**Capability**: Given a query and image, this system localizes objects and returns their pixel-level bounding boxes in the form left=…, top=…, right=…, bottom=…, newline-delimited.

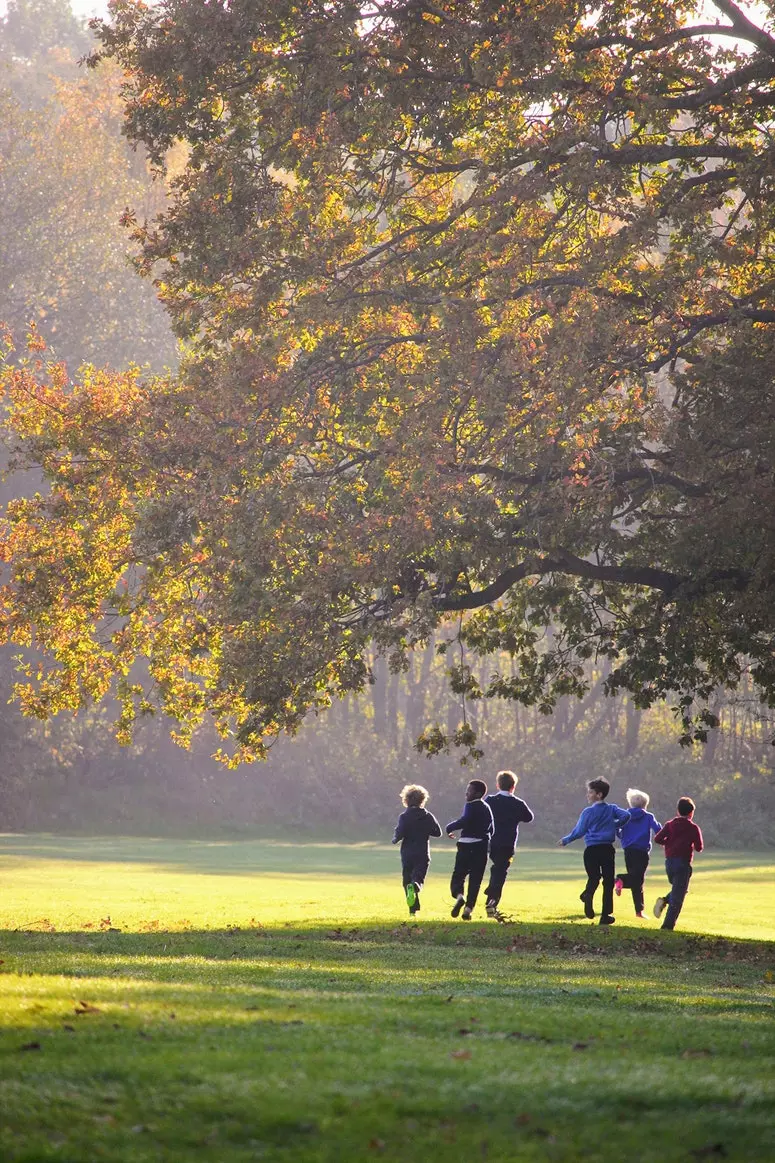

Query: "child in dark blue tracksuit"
left=392, top=784, right=442, bottom=914
left=560, top=778, right=630, bottom=925
left=615, top=788, right=661, bottom=918
left=446, top=779, right=494, bottom=920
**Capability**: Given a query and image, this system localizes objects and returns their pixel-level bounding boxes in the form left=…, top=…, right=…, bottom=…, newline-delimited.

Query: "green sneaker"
left=405, top=883, right=417, bottom=910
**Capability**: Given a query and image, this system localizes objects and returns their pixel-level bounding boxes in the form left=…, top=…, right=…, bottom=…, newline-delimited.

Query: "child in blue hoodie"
left=559, top=779, right=630, bottom=925
left=614, top=788, right=661, bottom=919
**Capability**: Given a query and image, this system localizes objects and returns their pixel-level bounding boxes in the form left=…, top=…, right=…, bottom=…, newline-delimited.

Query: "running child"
left=559, top=778, right=630, bottom=925
left=615, top=788, right=661, bottom=918
left=483, top=770, right=534, bottom=918
left=446, top=780, right=494, bottom=920
left=392, top=784, right=442, bottom=915
left=653, top=797, right=703, bottom=931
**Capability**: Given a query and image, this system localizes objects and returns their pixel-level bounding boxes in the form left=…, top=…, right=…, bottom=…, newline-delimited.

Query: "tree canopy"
left=2, top=0, right=775, bottom=761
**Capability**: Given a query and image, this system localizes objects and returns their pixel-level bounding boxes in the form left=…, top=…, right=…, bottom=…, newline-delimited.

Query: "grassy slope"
left=0, top=838, right=773, bottom=1163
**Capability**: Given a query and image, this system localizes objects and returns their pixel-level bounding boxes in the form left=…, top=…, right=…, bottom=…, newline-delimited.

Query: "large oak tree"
left=2, top=0, right=775, bottom=761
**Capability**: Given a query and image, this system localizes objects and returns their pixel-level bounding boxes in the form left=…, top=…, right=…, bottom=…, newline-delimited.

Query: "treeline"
left=3, top=642, right=773, bottom=848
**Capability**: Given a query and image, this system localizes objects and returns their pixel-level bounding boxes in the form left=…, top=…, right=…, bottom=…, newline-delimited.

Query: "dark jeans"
left=484, top=844, right=515, bottom=906
left=451, top=841, right=489, bottom=909
left=401, top=848, right=430, bottom=892
left=618, top=847, right=650, bottom=913
left=583, top=843, right=616, bottom=918
left=662, top=857, right=693, bottom=930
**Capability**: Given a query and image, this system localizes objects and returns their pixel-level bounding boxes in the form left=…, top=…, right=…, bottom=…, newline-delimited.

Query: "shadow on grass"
left=3, top=836, right=772, bottom=880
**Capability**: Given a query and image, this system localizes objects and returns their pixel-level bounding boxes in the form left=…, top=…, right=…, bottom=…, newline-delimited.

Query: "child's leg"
left=625, top=849, right=649, bottom=913
left=465, top=843, right=489, bottom=910
left=412, top=856, right=430, bottom=893
left=662, top=858, right=692, bottom=930
left=582, top=845, right=602, bottom=901
left=451, top=845, right=468, bottom=899
left=599, top=844, right=616, bottom=917
left=484, top=844, right=514, bottom=906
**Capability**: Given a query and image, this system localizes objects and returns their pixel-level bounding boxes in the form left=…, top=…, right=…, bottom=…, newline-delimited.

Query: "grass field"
left=1, top=836, right=773, bottom=1162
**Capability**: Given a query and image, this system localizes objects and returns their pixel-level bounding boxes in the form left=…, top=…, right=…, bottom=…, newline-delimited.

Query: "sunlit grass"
left=0, top=837, right=773, bottom=1162
left=0, top=836, right=772, bottom=939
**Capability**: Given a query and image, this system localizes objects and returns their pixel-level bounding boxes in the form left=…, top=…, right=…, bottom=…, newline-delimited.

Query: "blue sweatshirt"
left=446, top=799, right=494, bottom=842
left=617, top=806, right=661, bottom=852
left=561, top=801, right=630, bottom=847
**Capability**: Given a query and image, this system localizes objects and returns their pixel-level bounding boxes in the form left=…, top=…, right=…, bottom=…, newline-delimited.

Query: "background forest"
left=0, top=0, right=773, bottom=846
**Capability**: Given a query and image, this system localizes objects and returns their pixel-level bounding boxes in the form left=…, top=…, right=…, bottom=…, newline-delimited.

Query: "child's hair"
left=467, top=779, right=487, bottom=800
left=496, top=770, right=517, bottom=790
left=677, top=796, right=696, bottom=817
left=401, top=784, right=429, bottom=808
left=587, top=778, right=610, bottom=799
left=626, top=787, right=650, bottom=809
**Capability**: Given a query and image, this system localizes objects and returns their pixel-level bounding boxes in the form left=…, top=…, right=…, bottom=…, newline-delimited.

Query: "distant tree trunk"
left=371, top=653, right=388, bottom=737
left=406, top=639, right=434, bottom=746
left=624, top=698, right=640, bottom=756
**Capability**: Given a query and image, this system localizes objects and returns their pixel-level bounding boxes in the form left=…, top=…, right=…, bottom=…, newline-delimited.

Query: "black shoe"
left=486, top=900, right=497, bottom=918
left=412, top=887, right=421, bottom=913
left=462, top=905, right=473, bottom=920
left=599, top=915, right=615, bottom=925
left=580, top=892, right=595, bottom=919
left=451, top=894, right=465, bottom=917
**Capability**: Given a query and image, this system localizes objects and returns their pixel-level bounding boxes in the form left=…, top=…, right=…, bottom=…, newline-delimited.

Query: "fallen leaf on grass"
left=63, top=1025, right=75, bottom=1032
left=19, top=1041, right=41, bottom=1051
left=514, top=1114, right=531, bottom=1126
left=451, top=1049, right=472, bottom=1060
left=572, top=1042, right=589, bottom=1051
left=74, top=1002, right=102, bottom=1015
left=690, top=1144, right=727, bottom=1159
left=681, top=1048, right=713, bottom=1059
left=368, top=1138, right=386, bottom=1151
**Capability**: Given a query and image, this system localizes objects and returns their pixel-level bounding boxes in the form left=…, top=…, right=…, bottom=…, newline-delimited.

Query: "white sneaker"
left=462, top=905, right=473, bottom=920
left=485, top=900, right=497, bottom=917
left=451, top=894, right=465, bottom=918
left=653, top=896, right=666, bottom=919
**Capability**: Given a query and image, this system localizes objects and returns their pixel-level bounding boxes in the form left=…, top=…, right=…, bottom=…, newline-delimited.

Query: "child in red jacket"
left=653, top=797, right=703, bottom=931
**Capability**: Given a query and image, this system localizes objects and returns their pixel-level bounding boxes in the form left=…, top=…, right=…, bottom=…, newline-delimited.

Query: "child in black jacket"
left=392, top=784, right=442, bottom=914
left=446, top=780, right=494, bottom=920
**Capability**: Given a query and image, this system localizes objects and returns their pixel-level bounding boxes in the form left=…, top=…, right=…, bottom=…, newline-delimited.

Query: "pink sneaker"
left=614, top=878, right=623, bottom=897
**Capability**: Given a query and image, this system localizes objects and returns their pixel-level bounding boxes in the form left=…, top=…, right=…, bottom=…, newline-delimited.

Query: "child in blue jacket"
left=559, top=779, right=630, bottom=925
left=615, top=788, right=661, bottom=918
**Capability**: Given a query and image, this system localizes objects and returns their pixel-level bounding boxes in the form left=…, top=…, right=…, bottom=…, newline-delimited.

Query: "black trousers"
left=583, top=843, right=616, bottom=918
left=401, top=848, right=430, bottom=892
left=618, top=847, right=650, bottom=913
left=451, top=841, right=489, bottom=908
left=484, top=844, right=515, bottom=906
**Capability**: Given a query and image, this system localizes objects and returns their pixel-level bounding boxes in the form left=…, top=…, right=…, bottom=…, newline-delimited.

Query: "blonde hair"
left=626, top=787, right=650, bottom=809
left=496, top=770, right=517, bottom=790
left=401, top=784, right=429, bottom=808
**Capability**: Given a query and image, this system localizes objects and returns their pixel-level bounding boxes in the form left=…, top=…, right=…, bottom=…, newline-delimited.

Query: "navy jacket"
left=446, top=799, right=494, bottom=842
left=484, top=791, right=534, bottom=850
left=392, top=806, right=442, bottom=854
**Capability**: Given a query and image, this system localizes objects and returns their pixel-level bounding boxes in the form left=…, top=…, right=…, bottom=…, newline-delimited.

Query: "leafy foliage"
left=2, top=0, right=775, bottom=759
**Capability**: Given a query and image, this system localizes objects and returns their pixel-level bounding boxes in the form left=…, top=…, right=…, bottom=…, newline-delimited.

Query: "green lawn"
left=1, top=837, right=773, bottom=1162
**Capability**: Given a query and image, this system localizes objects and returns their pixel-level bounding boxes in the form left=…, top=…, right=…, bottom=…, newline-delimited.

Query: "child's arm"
left=517, top=799, right=535, bottom=824
left=428, top=813, right=442, bottom=838
left=692, top=823, right=704, bottom=853
left=612, top=805, right=631, bottom=827
left=560, top=807, right=590, bottom=846
left=392, top=815, right=405, bottom=845
left=650, top=813, right=662, bottom=834
left=447, top=802, right=473, bottom=835
left=653, top=822, right=669, bottom=846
